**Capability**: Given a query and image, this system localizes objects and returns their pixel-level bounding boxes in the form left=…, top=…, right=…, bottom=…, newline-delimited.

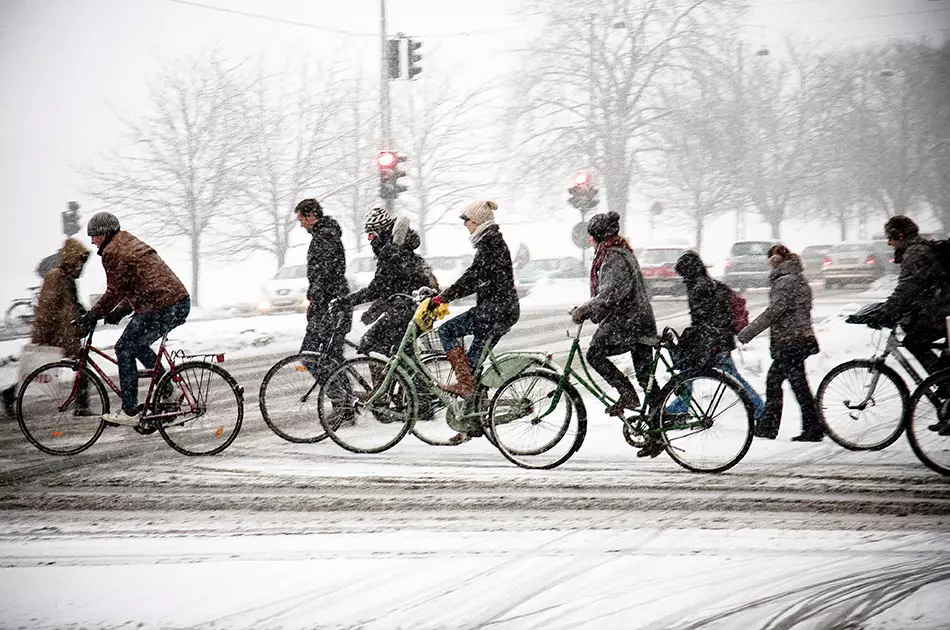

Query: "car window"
left=640, top=249, right=684, bottom=265
left=730, top=242, right=773, bottom=257
left=802, top=245, right=831, bottom=256
left=830, top=243, right=870, bottom=253
left=275, top=265, right=307, bottom=279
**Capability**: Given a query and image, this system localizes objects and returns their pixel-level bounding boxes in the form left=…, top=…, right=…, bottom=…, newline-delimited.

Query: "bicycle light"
left=216, top=353, right=225, bottom=363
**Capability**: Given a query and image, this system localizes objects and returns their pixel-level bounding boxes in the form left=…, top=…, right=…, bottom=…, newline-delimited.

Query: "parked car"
left=258, top=264, right=309, bottom=314
left=821, top=241, right=894, bottom=289
left=638, top=246, right=690, bottom=296
left=800, top=244, right=834, bottom=281
left=515, top=257, right=586, bottom=293
left=723, top=240, right=780, bottom=289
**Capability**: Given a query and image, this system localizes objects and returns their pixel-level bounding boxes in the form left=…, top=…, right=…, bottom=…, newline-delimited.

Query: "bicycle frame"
left=861, top=328, right=942, bottom=408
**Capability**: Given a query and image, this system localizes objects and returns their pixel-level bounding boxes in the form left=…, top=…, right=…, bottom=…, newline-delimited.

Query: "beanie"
left=363, top=207, right=396, bottom=233
left=460, top=200, right=498, bottom=226
left=86, top=212, right=121, bottom=237
left=674, top=250, right=707, bottom=280
left=586, top=211, right=620, bottom=241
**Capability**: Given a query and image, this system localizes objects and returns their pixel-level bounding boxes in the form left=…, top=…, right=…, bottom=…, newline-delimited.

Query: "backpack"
left=929, top=238, right=950, bottom=276
left=723, top=284, right=749, bottom=334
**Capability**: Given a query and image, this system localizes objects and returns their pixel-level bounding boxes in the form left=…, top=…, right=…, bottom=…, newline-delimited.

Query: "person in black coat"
left=339, top=207, right=437, bottom=356
left=429, top=200, right=520, bottom=401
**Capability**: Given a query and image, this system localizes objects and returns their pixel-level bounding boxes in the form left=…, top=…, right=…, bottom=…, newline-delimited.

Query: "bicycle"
left=906, top=366, right=950, bottom=476
left=816, top=303, right=943, bottom=451
left=5, top=286, right=40, bottom=335
left=487, top=322, right=755, bottom=473
left=15, top=323, right=244, bottom=456
left=316, top=289, right=569, bottom=466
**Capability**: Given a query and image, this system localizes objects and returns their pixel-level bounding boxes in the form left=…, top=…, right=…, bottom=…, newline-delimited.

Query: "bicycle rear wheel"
left=16, top=360, right=108, bottom=455
left=657, top=371, right=753, bottom=473
left=318, top=357, right=415, bottom=454
left=906, top=370, right=950, bottom=476
left=816, top=360, right=907, bottom=451
left=409, top=354, right=463, bottom=446
left=259, top=353, right=332, bottom=443
left=156, top=362, right=244, bottom=456
left=488, top=370, right=586, bottom=470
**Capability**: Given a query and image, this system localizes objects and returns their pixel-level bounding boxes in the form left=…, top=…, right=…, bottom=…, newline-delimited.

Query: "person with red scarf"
left=571, top=212, right=659, bottom=454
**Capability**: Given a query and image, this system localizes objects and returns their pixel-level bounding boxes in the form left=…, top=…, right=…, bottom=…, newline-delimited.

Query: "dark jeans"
left=437, top=309, right=510, bottom=369
left=115, top=297, right=190, bottom=413
left=759, top=346, right=820, bottom=436
left=358, top=307, right=412, bottom=356
left=667, top=352, right=765, bottom=418
left=301, top=306, right=352, bottom=405
left=586, top=339, right=658, bottom=402
left=904, top=327, right=949, bottom=377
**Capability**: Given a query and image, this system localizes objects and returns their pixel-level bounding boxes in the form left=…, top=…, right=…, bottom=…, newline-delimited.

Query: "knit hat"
left=674, top=250, right=707, bottom=280
left=86, top=212, right=121, bottom=237
left=294, top=198, right=323, bottom=218
left=363, top=207, right=396, bottom=233
left=460, top=200, right=498, bottom=226
left=586, top=211, right=620, bottom=241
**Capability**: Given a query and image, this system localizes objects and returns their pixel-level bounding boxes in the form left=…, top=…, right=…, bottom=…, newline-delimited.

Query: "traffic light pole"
left=380, top=0, right=394, bottom=214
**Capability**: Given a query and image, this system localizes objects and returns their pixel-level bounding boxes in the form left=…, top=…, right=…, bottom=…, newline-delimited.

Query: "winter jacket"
left=880, top=235, right=950, bottom=335
left=305, top=216, right=349, bottom=319
left=32, top=239, right=90, bottom=358
left=581, top=244, right=657, bottom=346
left=441, top=224, right=520, bottom=334
left=737, top=257, right=818, bottom=356
left=676, top=251, right=735, bottom=354
left=91, top=231, right=188, bottom=318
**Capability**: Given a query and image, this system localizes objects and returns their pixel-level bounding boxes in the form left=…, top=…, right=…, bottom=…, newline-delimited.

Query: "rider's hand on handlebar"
left=427, top=295, right=446, bottom=311
left=570, top=305, right=589, bottom=325
left=73, top=312, right=98, bottom=335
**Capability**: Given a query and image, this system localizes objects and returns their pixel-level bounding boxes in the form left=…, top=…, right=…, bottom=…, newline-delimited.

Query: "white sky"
left=1, top=0, right=947, bottom=308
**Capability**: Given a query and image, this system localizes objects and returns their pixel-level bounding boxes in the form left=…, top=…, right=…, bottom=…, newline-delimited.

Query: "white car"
left=346, top=256, right=377, bottom=293
left=258, top=264, right=309, bottom=314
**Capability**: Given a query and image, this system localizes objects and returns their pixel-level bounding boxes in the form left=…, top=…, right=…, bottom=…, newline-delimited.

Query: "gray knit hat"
left=460, top=200, right=498, bottom=226
left=86, top=212, right=121, bottom=237
left=363, top=207, right=396, bottom=233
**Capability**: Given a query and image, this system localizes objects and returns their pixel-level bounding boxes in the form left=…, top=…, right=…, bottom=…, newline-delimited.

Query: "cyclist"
left=667, top=250, right=765, bottom=419
left=737, top=244, right=822, bottom=442
left=334, top=207, right=437, bottom=357
left=2, top=238, right=91, bottom=418
left=77, top=212, right=190, bottom=432
left=429, top=201, right=520, bottom=414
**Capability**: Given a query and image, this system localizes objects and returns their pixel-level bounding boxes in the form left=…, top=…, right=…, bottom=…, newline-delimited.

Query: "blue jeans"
left=666, top=352, right=765, bottom=419
left=115, top=298, right=190, bottom=412
left=437, top=309, right=509, bottom=369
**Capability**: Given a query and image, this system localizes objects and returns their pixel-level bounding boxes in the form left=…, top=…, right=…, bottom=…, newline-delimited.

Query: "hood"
left=770, top=256, right=804, bottom=280
left=392, top=216, right=421, bottom=251
left=311, top=215, right=343, bottom=240
left=892, top=234, right=924, bottom=264
left=58, top=238, right=90, bottom=279
left=674, top=250, right=707, bottom=281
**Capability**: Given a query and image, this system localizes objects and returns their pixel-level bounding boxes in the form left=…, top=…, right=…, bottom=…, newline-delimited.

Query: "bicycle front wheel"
left=409, top=354, right=464, bottom=446
left=906, top=370, right=950, bottom=476
left=657, top=371, right=753, bottom=474
left=318, top=357, right=415, bottom=454
left=816, top=360, right=907, bottom=451
left=259, top=353, right=332, bottom=443
left=488, top=370, right=587, bottom=470
left=16, top=360, right=108, bottom=456
left=156, top=362, right=244, bottom=456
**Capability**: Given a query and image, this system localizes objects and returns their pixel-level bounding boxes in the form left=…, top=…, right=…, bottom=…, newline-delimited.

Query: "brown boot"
left=439, top=347, right=475, bottom=399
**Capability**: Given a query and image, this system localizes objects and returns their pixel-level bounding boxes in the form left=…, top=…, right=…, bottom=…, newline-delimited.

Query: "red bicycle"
left=15, top=324, right=244, bottom=456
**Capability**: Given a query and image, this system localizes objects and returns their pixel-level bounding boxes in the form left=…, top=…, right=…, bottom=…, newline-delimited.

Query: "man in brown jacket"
left=78, top=212, right=190, bottom=431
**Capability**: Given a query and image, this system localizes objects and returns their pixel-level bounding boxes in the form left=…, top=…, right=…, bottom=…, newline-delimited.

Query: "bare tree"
left=85, top=51, right=255, bottom=305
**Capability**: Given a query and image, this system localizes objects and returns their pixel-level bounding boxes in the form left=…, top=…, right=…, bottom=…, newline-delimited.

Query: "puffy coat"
left=675, top=251, right=736, bottom=353
left=305, top=216, right=349, bottom=318
left=91, top=231, right=189, bottom=318
left=582, top=244, right=657, bottom=346
left=32, top=238, right=89, bottom=358
left=881, top=235, right=950, bottom=335
left=440, top=224, right=520, bottom=334
left=737, top=257, right=818, bottom=355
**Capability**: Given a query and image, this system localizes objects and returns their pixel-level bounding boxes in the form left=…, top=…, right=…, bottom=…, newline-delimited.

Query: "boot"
left=753, top=413, right=779, bottom=439
left=605, top=385, right=640, bottom=417
left=439, top=347, right=474, bottom=399
left=73, top=377, right=98, bottom=417
left=791, top=405, right=824, bottom=442
left=1, top=386, right=15, bottom=419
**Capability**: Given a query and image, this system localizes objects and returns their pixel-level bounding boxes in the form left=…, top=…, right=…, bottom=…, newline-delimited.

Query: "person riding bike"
left=428, top=201, right=520, bottom=442
left=76, top=212, right=191, bottom=433
left=570, top=211, right=660, bottom=457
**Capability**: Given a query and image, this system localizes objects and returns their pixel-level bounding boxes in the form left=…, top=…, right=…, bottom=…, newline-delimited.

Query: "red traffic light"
left=574, top=171, right=590, bottom=186
left=378, top=151, right=398, bottom=169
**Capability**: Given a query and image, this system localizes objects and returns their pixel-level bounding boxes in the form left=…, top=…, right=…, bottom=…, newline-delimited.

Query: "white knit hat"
left=459, top=200, right=498, bottom=226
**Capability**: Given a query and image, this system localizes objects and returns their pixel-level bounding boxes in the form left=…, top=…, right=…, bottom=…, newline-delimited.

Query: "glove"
left=427, top=295, right=446, bottom=311
left=74, top=312, right=98, bottom=335
left=571, top=305, right=590, bottom=325
left=361, top=309, right=379, bottom=325
left=104, top=305, right=133, bottom=325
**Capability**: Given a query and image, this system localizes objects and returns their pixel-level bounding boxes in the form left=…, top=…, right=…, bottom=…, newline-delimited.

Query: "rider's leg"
left=438, top=311, right=476, bottom=399
left=587, top=336, right=640, bottom=415
left=630, top=343, right=661, bottom=408
left=716, top=353, right=765, bottom=419
left=904, top=328, right=949, bottom=378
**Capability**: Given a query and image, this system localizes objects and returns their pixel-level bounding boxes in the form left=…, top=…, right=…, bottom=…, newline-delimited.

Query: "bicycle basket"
left=417, top=328, right=443, bottom=355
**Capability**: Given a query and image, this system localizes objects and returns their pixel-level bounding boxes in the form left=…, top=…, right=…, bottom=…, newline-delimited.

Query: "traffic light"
left=407, top=38, right=423, bottom=79
left=386, top=38, right=401, bottom=79
left=378, top=150, right=407, bottom=200
left=62, top=201, right=80, bottom=237
left=568, top=171, right=599, bottom=212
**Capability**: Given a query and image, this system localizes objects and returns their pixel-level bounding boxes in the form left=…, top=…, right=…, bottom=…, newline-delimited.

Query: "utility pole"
left=380, top=0, right=393, bottom=214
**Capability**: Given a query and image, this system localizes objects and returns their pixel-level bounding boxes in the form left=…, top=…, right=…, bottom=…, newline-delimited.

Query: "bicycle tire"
left=259, top=352, right=333, bottom=443
left=906, top=370, right=950, bottom=476
left=656, top=370, right=754, bottom=474
left=318, top=356, right=415, bottom=454
left=488, top=370, right=587, bottom=470
left=16, top=360, right=108, bottom=456
left=816, top=359, right=907, bottom=451
left=5, top=300, right=33, bottom=336
left=155, top=362, right=244, bottom=456
left=409, top=354, right=463, bottom=446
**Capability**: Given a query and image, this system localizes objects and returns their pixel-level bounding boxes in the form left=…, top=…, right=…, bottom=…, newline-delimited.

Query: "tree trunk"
left=190, top=236, right=200, bottom=308
left=694, top=211, right=704, bottom=252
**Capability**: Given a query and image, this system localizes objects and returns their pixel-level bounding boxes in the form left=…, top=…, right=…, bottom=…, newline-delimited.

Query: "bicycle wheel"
left=816, top=360, right=907, bottom=451
left=410, top=354, right=464, bottom=446
left=906, top=370, right=950, bottom=476
left=259, top=353, right=332, bottom=443
left=155, top=362, right=244, bottom=456
left=16, top=361, right=108, bottom=456
left=657, top=371, right=753, bottom=473
left=5, top=300, right=33, bottom=336
left=318, top=356, right=415, bottom=454
left=488, top=370, right=587, bottom=470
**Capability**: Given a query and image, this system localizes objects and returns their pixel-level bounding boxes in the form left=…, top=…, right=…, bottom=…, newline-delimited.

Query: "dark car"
left=638, top=246, right=690, bottom=296
left=821, top=241, right=894, bottom=289
left=723, top=240, right=780, bottom=289
left=800, top=244, right=833, bottom=281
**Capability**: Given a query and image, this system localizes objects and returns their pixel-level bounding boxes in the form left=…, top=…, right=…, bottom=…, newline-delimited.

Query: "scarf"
left=470, top=220, right=497, bottom=246
left=590, top=235, right=631, bottom=296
